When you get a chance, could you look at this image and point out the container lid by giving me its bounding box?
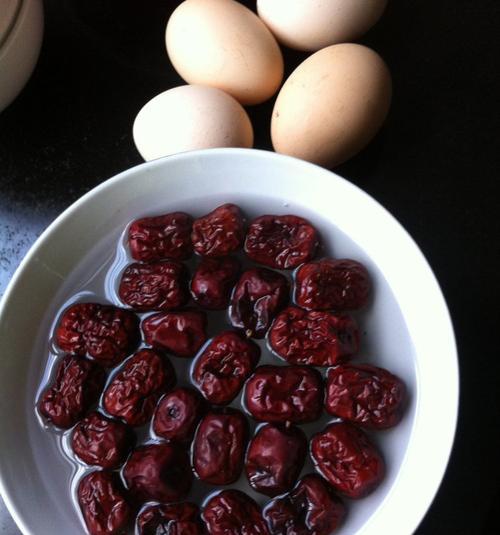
[0,0,22,49]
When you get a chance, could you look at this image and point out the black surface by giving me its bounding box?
[0,1,499,534]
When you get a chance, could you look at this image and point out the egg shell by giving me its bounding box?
[257,0,388,52]
[133,85,253,161]
[271,44,392,169]
[166,0,284,105]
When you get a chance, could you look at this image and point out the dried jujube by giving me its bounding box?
[269,306,359,366]
[229,267,289,338]
[325,364,406,429]
[71,411,134,469]
[39,355,105,429]
[55,302,140,367]
[128,211,193,262]
[245,423,307,496]
[192,331,260,404]
[137,502,203,535]
[103,349,176,427]
[310,422,385,499]
[295,258,371,311]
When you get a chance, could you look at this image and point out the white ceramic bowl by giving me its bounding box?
[0,0,44,113]
[0,149,458,535]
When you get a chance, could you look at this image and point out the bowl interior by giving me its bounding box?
[0,149,457,535]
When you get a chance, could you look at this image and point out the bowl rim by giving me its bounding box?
[0,148,459,535]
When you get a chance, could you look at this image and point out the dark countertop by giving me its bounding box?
[0,1,498,533]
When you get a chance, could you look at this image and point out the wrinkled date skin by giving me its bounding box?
[153,387,206,442]
[137,502,204,535]
[325,364,406,429]
[229,268,289,338]
[123,443,192,503]
[191,203,245,257]
[103,349,176,426]
[246,424,307,496]
[142,310,208,358]
[310,422,385,499]
[71,411,135,469]
[190,256,241,310]
[78,471,131,535]
[192,331,260,405]
[269,306,359,366]
[128,212,193,262]
[193,409,248,485]
[55,303,140,367]
[118,260,189,311]
[203,490,270,535]
[295,258,371,311]
[244,365,323,424]
[244,215,319,270]
[39,355,105,429]
[263,474,345,535]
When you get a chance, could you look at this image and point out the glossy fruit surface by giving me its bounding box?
[191,203,245,257]
[244,365,323,423]
[137,502,203,535]
[202,490,270,535]
[229,267,289,338]
[245,423,307,496]
[192,331,260,404]
[103,349,176,427]
[295,258,371,311]
[142,310,208,358]
[128,212,193,262]
[245,214,319,269]
[123,443,192,503]
[269,306,358,366]
[190,256,241,309]
[263,474,345,535]
[78,471,131,535]
[192,409,248,485]
[153,387,205,442]
[325,364,406,429]
[118,260,189,311]
[310,422,385,499]
[56,303,140,367]
[39,355,105,429]
[71,411,134,469]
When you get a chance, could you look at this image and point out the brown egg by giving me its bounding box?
[271,44,392,168]
[166,0,284,106]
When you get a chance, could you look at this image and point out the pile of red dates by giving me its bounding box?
[38,203,407,535]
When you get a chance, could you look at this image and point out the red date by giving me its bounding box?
[71,411,134,469]
[229,268,289,338]
[123,443,192,503]
[55,303,140,367]
[244,215,319,270]
[192,409,248,485]
[142,310,208,358]
[78,471,131,535]
[128,212,193,262]
[190,256,241,310]
[246,424,307,497]
[244,365,323,424]
[269,307,359,366]
[118,260,189,311]
[153,387,206,442]
[191,204,245,257]
[137,502,203,535]
[325,364,406,429]
[192,331,260,405]
[310,422,385,499]
[39,355,105,429]
[103,349,176,426]
[203,490,270,535]
[263,474,345,535]
[295,258,371,311]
